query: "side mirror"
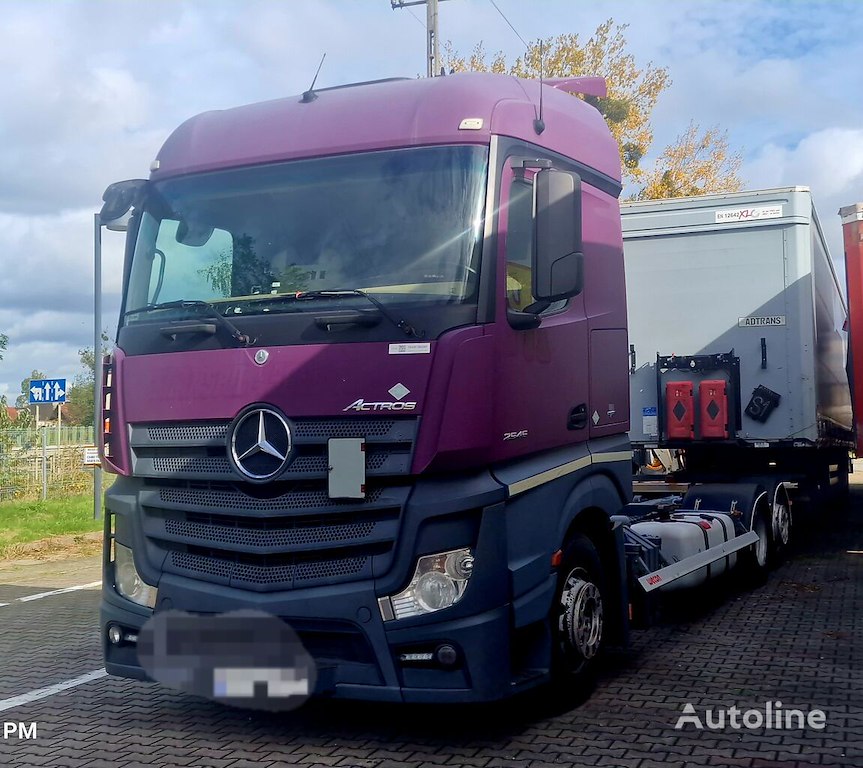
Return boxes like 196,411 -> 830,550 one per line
100,179 -> 148,231
533,169 -> 584,302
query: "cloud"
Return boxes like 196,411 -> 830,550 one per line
743,128 -> 863,269
0,206 -> 123,400
0,2 -> 167,215
746,129 -> 863,197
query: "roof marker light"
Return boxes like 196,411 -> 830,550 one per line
459,118 -> 483,131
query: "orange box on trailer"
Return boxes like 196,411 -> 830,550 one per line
665,381 -> 694,440
699,379 -> 729,439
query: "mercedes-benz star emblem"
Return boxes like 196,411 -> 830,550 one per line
228,406 -> 292,482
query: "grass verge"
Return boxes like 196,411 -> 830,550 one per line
0,494 -> 103,560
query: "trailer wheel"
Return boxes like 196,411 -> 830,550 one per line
550,534 -> 605,687
742,501 -> 771,585
771,485 -> 792,559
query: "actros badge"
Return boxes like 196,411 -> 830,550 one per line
344,382 -> 417,412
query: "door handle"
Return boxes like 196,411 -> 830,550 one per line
568,404 -> 588,430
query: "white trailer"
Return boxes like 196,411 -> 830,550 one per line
619,187 -> 854,564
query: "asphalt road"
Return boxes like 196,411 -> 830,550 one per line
0,491 -> 860,768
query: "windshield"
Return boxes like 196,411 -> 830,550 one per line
124,146 -> 488,322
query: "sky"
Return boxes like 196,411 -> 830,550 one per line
0,0 -> 862,402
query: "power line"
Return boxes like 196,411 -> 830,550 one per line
406,7 -> 426,29
487,0 -> 529,50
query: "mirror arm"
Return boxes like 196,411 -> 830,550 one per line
522,299 -> 551,314
506,307 -> 542,330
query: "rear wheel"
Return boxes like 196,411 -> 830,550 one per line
551,535 -> 605,688
742,500 -> 771,586
771,485 -> 792,561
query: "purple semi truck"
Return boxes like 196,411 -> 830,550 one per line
96,73 -> 772,706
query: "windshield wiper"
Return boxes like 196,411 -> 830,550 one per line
123,300 -> 252,347
293,290 -> 425,338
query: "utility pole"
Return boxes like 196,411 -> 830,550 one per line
391,0 -> 451,78
93,213 -> 102,520
426,0 -> 439,79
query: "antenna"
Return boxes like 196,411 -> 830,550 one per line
533,41 -> 545,135
301,53 -> 327,103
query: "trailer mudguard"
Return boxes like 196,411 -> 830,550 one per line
681,482 -> 766,532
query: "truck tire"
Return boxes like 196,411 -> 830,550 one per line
550,534 -> 605,690
741,500 -> 771,586
771,484 -> 792,562
831,458 -> 850,509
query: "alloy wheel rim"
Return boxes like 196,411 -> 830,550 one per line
560,570 -> 603,660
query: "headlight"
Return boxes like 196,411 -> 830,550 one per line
114,542 -> 157,608
378,548 -> 474,621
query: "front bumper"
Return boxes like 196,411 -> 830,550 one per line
101,575 -> 525,703
102,464 -> 545,703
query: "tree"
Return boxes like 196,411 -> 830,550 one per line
64,360 -> 96,426
64,334 -> 111,427
199,234 -> 309,297
445,20 -> 744,198
636,122 -> 743,200
444,20 -> 671,184
0,332 -> 6,360
0,396 -> 11,429
13,406 -> 33,430
16,370 -> 46,410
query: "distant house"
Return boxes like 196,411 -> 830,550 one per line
5,406 -> 18,422
23,403 -> 59,426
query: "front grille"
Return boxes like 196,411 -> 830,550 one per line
167,550 -> 372,591
164,517 -> 377,548
147,423 -> 228,442
294,418 -> 399,439
153,456 -> 231,475
130,417 -> 416,481
130,415 -> 417,592
158,485 -> 385,512
141,450 -> 401,479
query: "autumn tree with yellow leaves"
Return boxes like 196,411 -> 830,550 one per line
636,121 -> 742,200
445,20 -> 743,200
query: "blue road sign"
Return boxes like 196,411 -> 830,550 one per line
29,378 -> 67,404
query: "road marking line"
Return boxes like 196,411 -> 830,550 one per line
0,670 -> 108,713
14,581 -> 102,603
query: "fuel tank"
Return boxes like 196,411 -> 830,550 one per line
630,512 -> 737,590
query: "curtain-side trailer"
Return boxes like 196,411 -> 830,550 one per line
622,187 -> 854,558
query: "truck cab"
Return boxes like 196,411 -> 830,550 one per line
98,72 -> 632,704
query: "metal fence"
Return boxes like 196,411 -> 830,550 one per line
0,427 -> 100,501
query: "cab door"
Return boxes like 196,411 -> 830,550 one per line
490,157 -> 590,462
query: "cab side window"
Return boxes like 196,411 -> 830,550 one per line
505,174 -> 567,314
505,179 -> 534,311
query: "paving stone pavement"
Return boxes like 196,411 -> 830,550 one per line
0,490 -> 860,767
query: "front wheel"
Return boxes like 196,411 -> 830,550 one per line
551,534 -> 606,689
